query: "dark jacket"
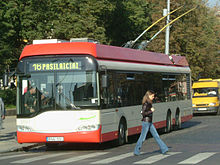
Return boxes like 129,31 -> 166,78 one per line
141,102 -> 153,122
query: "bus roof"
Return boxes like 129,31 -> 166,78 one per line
20,42 -> 189,67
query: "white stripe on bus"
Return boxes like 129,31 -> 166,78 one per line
97,60 -> 190,73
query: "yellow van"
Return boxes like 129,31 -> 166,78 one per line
192,78 -> 220,114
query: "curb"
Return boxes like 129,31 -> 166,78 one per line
5,109 -> 16,116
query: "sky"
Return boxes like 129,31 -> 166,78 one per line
207,0 -> 220,7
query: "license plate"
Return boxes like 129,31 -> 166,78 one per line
198,108 -> 207,111
46,137 -> 64,141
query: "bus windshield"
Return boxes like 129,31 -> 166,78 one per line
193,88 -> 218,97
17,56 -> 98,117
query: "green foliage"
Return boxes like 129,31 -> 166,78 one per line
0,1 -> 20,75
0,0 -> 219,81
146,0 -> 220,81
105,0 -> 152,46
175,0 -> 220,80
0,89 -> 16,106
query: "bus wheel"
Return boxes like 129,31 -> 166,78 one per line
118,119 -> 127,146
174,112 -> 181,130
165,113 -> 172,133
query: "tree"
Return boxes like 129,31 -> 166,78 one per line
143,0 -> 220,80
169,0 -> 220,80
0,0 -> 21,75
105,0 -> 152,46
49,0 -> 114,44
0,0 -> 219,81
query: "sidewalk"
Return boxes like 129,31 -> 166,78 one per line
0,116 -> 38,153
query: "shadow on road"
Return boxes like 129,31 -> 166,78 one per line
193,113 -> 217,117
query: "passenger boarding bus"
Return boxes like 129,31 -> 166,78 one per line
16,38 -> 192,146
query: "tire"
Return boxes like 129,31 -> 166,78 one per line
174,112 -> 181,130
117,120 -> 127,146
165,114 -> 172,133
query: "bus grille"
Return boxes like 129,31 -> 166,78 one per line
196,104 -> 208,106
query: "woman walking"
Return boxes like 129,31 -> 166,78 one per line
134,90 -> 168,155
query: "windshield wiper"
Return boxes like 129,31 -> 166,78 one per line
59,92 -> 80,110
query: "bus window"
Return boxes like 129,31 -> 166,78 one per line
193,88 -> 218,97
17,57 -> 98,117
162,74 -> 188,102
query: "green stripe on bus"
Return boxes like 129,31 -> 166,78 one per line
79,115 -> 96,120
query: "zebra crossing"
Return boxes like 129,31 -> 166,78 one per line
50,152 -> 108,164
178,152 -> 217,164
133,152 -> 181,164
0,151 -> 218,164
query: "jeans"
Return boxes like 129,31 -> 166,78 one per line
134,121 -> 168,155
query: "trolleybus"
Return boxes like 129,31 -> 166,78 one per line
16,38 -> 192,146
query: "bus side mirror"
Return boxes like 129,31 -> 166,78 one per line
3,73 -> 8,87
101,75 -> 108,88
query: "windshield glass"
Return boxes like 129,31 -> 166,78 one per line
193,88 -> 218,97
17,56 -> 98,117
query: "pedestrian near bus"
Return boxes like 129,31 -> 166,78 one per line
0,97 -> 5,129
134,90 -> 168,156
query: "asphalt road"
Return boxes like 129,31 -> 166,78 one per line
1,114 -> 220,165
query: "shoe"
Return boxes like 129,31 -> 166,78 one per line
134,152 -> 140,156
162,149 -> 168,154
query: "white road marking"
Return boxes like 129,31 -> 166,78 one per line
11,153 -> 67,163
91,152 -> 133,164
178,152 -> 217,164
3,151 -> 219,164
50,152 -> 108,164
134,152 -> 181,164
0,153 -> 35,160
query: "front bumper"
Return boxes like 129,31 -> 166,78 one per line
17,127 -> 102,143
193,106 -> 219,114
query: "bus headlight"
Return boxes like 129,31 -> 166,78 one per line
209,103 -> 216,106
76,124 -> 99,132
17,125 -> 33,132
192,104 -> 196,107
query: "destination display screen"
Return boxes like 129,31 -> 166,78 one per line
29,61 -> 81,72
17,56 -> 97,73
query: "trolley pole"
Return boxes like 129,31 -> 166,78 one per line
165,0 -> 170,55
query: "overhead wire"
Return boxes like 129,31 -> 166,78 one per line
138,5 -> 199,50
123,5 -> 184,48
123,1 -> 208,50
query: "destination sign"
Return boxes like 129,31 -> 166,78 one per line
29,62 -> 81,71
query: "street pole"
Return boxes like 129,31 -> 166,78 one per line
165,0 -> 170,55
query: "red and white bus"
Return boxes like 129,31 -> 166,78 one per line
16,39 -> 192,146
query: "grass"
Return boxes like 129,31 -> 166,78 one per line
5,104 -> 16,109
